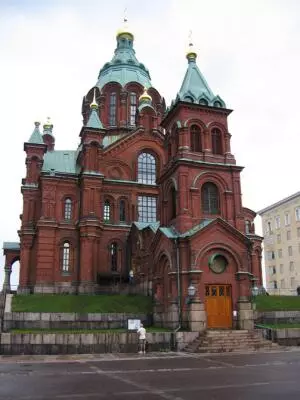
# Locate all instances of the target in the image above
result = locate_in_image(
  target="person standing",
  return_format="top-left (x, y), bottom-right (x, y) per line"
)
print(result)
top-left (137, 323), bottom-right (146, 354)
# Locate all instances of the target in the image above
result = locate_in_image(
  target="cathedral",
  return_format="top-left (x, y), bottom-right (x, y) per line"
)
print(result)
top-left (3, 20), bottom-right (263, 329)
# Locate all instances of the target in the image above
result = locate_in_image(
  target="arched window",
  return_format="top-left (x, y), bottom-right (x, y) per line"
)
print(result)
top-left (64, 198), bottom-right (72, 220)
top-left (245, 220), bottom-right (251, 234)
top-left (137, 152), bottom-right (156, 184)
top-left (170, 186), bottom-right (176, 220)
top-left (110, 242), bottom-right (118, 271)
top-left (62, 242), bottom-right (70, 272)
top-left (109, 93), bottom-right (117, 126)
top-left (212, 128), bottom-right (222, 155)
top-left (119, 200), bottom-right (126, 223)
top-left (202, 182), bottom-right (220, 214)
top-left (129, 92), bottom-right (137, 126)
top-left (190, 125), bottom-right (202, 152)
top-left (104, 200), bottom-right (111, 222)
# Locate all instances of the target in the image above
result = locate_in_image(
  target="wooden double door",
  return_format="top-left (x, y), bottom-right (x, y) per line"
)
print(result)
top-left (205, 284), bottom-right (232, 329)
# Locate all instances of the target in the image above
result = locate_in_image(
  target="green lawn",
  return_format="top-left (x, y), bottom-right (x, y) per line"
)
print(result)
top-left (12, 294), bottom-right (153, 314)
top-left (254, 295), bottom-right (300, 311)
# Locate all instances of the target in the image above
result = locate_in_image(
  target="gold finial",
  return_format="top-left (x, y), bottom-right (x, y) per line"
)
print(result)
top-left (90, 88), bottom-right (98, 110)
top-left (43, 117), bottom-right (53, 130)
top-left (186, 30), bottom-right (197, 60)
top-left (116, 9), bottom-right (134, 40)
top-left (139, 87), bottom-right (152, 103)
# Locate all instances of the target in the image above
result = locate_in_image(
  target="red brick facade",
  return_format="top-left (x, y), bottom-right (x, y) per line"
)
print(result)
top-left (4, 29), bottom-right (262, 324)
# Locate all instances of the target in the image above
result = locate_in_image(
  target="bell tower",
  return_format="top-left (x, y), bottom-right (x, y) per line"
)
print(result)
top-left (159, 40), bottom-right (244, 234)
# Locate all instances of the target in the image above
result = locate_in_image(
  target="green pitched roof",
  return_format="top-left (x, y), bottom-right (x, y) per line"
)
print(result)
top-left (177, 55), bottom-right (226, 108)
top-left (96, 35), bottom-right (151, 89)
top-left (133, 221), bottom-right (160, 233)
top-left (42, 150), bottom-right (79, 174)
top-left (28, 122), bottom-right (44, 144)
top-left (160, 219), bottom-right (213, 239)
top-left (3, 242), bottom-right (20, 250)
top-left (86, 109), bottom-right (104, 129)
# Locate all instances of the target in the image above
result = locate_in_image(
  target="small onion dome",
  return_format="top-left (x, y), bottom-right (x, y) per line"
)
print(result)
top-left (186, 42), bottom-right (197, 60)
top-left (139, 87), bottom-right (152, 103)
top-left (116, 18), bottom-right (134, 40)
top-left (43, 117), bottom-right (53, 130)
top-left (90, 88), bottom-right (98, 110)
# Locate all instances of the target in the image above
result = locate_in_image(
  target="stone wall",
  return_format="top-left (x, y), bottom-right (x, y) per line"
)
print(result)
top-left (0, 331), bottom-right (198, 355)
top-left (255, 311), bottom-right (300, 325)
top-left (3, 312), bottom-right (150, 331)
top-left (261, 327), bottom-right (300, 346)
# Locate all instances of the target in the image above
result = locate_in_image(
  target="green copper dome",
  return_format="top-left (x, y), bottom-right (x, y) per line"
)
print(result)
top-left (96, 34), bottom-right (152, 89)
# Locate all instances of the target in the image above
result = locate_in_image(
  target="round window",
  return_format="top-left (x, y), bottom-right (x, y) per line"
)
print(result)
top-left (209, 254), bottom-right (228, 274)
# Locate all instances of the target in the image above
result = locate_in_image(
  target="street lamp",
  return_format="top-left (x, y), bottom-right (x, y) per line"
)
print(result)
top-left (187, 283), bottom-right (196, 300)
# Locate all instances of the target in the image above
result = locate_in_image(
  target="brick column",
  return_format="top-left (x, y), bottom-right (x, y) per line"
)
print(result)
top-left (2, 266), bottom-right (11, 293)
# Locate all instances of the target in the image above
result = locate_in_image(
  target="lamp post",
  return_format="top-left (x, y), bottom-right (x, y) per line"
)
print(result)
top-left (187, 283), bottom-right (196, 301)
top-left (251, 284), bottom-right (259, 297)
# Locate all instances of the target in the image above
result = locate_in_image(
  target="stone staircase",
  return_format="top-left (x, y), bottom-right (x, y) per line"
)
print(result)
top-left (184, 329), bottom-right (280, 353)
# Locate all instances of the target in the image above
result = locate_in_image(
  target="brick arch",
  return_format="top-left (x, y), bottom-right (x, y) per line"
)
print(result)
top-left (191, 171), bottom-right (229, 192)
top-left (206, 121), bottom-right (227, 132)
top-left (104, 159), bottom-right (132, 180)
top-left (106, 238), bottom-right (125, 274)
top-left (183, 118), bottom-right (206, 130)
top-left (195, 242), bottom-right (243, 271)
top-left (154, 252), bottom-right (172, 305)
top-left (134, 147), bottom-right (162, 181)
top-left (163, 177), bottom-right (178, 199)
top-left (155, 251), bottom-right (172, 274)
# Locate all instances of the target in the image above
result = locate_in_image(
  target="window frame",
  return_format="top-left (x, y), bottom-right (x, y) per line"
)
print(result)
top-left (211, 128), bottom-right (223, 155)
top-left (104, 199), bottom-right (111, 223)
top-left (62, 241), bottom-right (71, 272)
top-left (137, 152), bottom-right (157, 185)
top-left (109, 92), bottom-right (117, 126)
top-left (190, 124), bottom-right (202, 152)
top-left (129, 92), bottom-right (137, 126)
top-left (64, 198), bottom-right (72, 220)
top-left (137, 195), bottom-right (157, 222)
top-left (201, 182), bottom-right (220, 215)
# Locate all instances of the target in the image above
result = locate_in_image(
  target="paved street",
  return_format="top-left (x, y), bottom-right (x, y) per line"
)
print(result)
top-left (0, 350), bottom-right (300, 399)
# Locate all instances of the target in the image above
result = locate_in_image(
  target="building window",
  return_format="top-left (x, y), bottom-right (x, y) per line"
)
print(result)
top-left (62, 242), bottom-right (70, 272)
top-left (287, 230), bottom-right (291, 240)
top-left (274, 281), bottom-right (278, 289)
top-left (296, 207), bottom-right (300, 221)
top-left (137, 152), bottom-right (156, 184)
top-left (110, 242), bottom-right (118, 271)
top-left (289, 261), bottom-right (294, 272)
top-left (190, 125), bottom-right (202, 152)
top-left (202, 182), bottom-right (220, 214)
top-left (170, 186), bottom-right (176, 219)
top-left (119, 200), bottom-right (126, 223)
top-left (211, 128), bottom-right (222, 155)
top-left (245, 220), bottom-right (251, 234)
top-left (297, 227), bottom-right (300, 238)
top-left (280, 279), bottom-right (285, 289)
top-left (129, 93), bottom-right (137, 126)
top-left (288, 246), bottom-right (293, 256)
top-left (278, 249), bottom-right (282, 258)
top-left (272, 266), bottom-right (276, 274)
top-left (64, 198), bottom-right (72, 220)
top-left (138, 196), bottom-right (157, 222)
top-left (275, 215), bottom-right (280, 229)
top-left (109, 92), bottom-right (117, 126)
top-left (285, 213), bottom-right (290, 226)
top-left (291, 277), bottom-right (296, 289)
top-left (104, 200), bottom-right (111, 222)
top-left (280, 264), bottom-right (284, 274)
top-left (277, 234), bottom-right (281, 244)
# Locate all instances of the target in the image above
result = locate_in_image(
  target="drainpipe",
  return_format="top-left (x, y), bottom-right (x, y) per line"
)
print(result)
top-left (172, 237), bottom-right (181, 349)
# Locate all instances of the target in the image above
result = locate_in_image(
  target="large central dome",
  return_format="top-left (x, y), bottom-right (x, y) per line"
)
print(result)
top-left (96, 23), bottom-right (152, 89)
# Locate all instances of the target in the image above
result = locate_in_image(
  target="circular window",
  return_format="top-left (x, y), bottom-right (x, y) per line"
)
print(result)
top-left (209, 254), bottom-right (228, 274)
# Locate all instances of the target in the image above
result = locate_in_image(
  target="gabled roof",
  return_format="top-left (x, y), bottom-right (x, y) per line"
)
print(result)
top-left (159, 219), bottom-right (213, 239)
top-left (133, 221), bottom-right (160, 233)
top-left (42, 150), bottom-right (79, 174)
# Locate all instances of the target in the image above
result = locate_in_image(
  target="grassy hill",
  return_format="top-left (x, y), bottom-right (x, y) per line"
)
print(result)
top-left (12, 294), bottom-right (153, 314)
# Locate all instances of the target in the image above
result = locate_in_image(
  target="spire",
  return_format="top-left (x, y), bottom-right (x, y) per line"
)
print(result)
top-left (86, 89), bottom-right (104, 129)
top-left (116, 9), bottom-right (134, 40)
top-left (138, 87), bottom-right (155, 112)
top-left (28, 121), bottom-right (44, 144)
top-left (176, 34), bottom-right (226, 108)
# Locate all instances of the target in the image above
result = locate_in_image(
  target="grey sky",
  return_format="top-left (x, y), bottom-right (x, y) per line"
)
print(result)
top-left (1, 0), bottom-right (299, 287)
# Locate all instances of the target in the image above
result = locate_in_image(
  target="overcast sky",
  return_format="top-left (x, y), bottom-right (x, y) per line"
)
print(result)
top-left (0, 0), bottom-right (299, 287)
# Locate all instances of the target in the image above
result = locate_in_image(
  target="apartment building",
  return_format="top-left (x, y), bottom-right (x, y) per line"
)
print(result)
top-left (258, 192), bottom-right (300, 295)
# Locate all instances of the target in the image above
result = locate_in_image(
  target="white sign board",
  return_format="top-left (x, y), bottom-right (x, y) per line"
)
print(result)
top-left (127, 319), bottom-right (141, 331)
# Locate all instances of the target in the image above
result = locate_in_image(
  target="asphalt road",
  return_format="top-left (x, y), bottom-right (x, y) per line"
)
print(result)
top-left (0, 350), bottom-right (300, 399)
